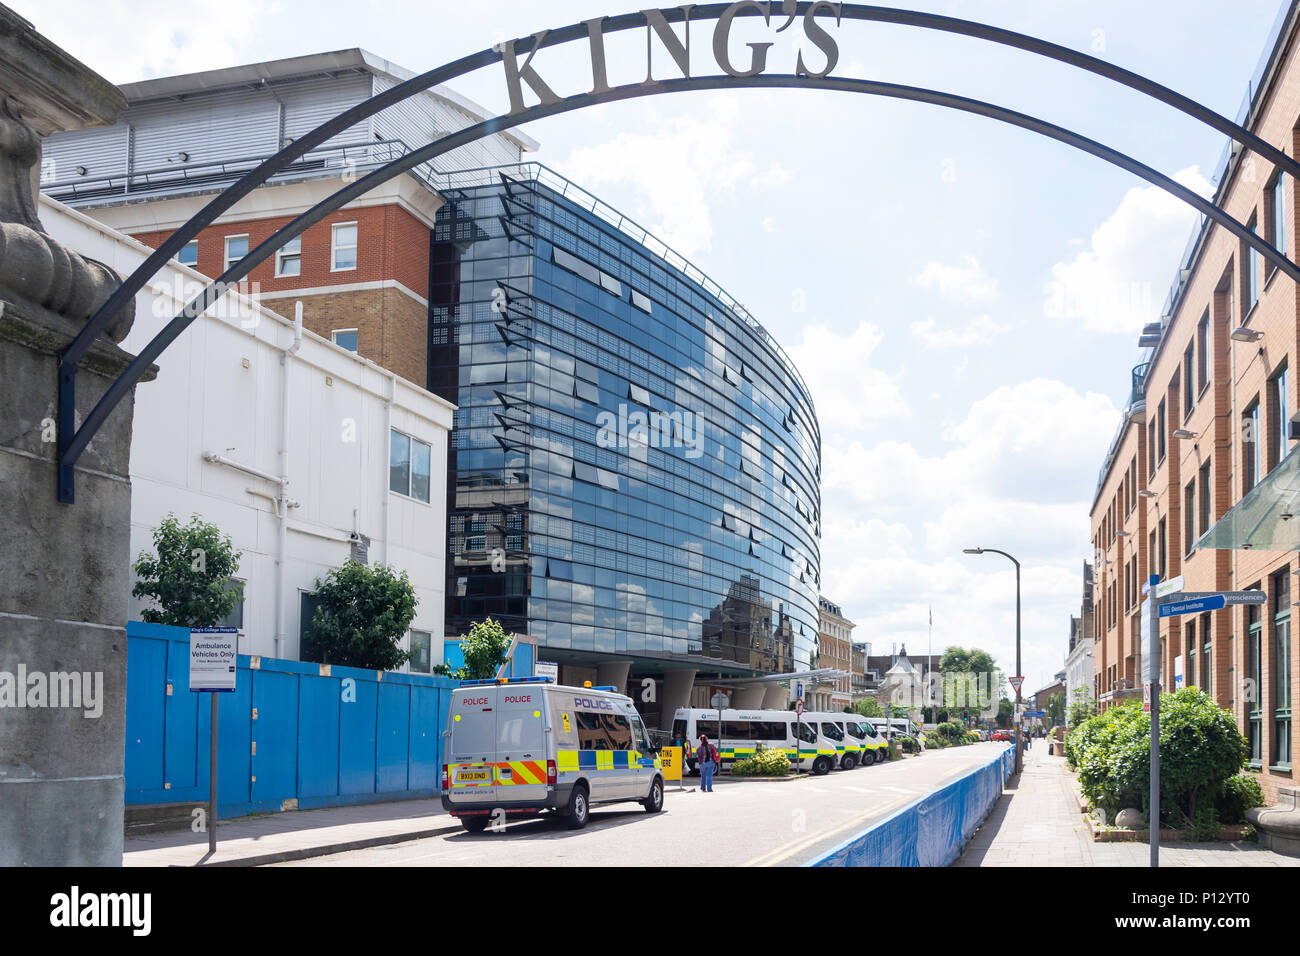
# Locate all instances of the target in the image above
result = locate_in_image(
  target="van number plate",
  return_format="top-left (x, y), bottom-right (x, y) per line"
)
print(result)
top-left (457, 769), bottom-right (490, 782)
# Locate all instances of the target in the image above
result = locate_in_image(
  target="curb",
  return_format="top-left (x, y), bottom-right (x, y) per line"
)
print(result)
top-left (138, 822), bottom-right (465, 867)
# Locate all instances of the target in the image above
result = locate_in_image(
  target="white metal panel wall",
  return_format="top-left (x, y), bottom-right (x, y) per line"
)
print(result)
top-left (371, 75), bottom-right (522, 173)
top-left (280, 72), bottom-right (374, 148)
top-left (128, 88), bottom-right (280, 172)
top-left (42, 123), bottom-right (129, 184)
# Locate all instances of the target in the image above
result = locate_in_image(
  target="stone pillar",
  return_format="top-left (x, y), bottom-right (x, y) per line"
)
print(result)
top-left (0, 8), bottom-right (144, 866)
top-left (595, 659), bottom-right (632, 697)
top-left (762, 684), bottom-right (788, 710)
top-left (661, 669), bottom-right (697, 724)
top-left (732, 684), bottom-right (765, 709)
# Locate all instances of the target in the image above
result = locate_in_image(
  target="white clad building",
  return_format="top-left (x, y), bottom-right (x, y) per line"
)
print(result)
top-left (43, 194), bottom-right (454, 671)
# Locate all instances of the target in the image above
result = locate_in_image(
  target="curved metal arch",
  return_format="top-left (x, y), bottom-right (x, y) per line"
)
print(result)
top-left (65, 3), bottom-right (1300, 366)
top-left (60, 72), bottom-right (1298, 487)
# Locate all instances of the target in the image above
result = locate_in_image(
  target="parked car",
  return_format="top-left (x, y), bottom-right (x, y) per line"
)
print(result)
top-left (990, 729), bottom-right (1013, 742)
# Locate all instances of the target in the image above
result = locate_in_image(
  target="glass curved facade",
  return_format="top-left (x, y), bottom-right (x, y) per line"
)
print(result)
top-left (429, 165), bottom-right (821, 693)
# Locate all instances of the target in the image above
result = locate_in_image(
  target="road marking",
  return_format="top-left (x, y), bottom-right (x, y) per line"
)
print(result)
top-left (844, 786), bottom-right (874, 793)
top-left (741, 796), bottom-right (909, 868)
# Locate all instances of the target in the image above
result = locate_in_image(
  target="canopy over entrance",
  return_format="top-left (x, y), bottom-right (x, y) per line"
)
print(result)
top-left (1197, 448), bottom-right (1300, 550)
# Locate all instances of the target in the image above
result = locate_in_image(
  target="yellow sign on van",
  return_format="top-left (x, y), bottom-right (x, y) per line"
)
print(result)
top-left (661, 746), bottom-right (682, 781)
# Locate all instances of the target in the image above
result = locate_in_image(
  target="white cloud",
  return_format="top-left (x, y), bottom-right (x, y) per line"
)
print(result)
top-left (1045, 165), bottom-right (1214, 334)
top-left (911, 256), bottom-right (999, 304)
top-left (910, 313), bottom-right (1011, 348)
top-left (558, 96), bottom-right (795, 256)
top-left (9, 0), bottom-right (278, 81)
top-left (786, 322), bottom-right (909, 435)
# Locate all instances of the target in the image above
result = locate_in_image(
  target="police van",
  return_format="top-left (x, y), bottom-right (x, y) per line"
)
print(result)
top-left (442, 677), bottom-right (665, 833)
top-left (670, 707), bottom-right (840, 775)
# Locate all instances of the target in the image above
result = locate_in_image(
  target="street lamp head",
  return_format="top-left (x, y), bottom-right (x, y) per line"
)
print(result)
top-left (963, 548), bottom-right (983, 555)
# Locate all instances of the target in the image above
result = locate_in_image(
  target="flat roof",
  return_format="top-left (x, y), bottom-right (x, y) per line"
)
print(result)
top-left (119, 47), bottom-right (540, 153)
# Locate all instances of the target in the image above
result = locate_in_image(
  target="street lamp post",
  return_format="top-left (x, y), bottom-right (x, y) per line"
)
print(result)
top-left (963, 547), bottom-right (1023, 775)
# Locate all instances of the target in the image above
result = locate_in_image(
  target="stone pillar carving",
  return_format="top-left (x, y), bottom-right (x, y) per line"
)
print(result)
top-left (0, 5), bottom-right (149, 866)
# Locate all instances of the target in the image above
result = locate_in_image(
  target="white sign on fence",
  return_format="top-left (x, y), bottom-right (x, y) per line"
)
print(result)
top-left (189, 627), bottom-right (238, 693)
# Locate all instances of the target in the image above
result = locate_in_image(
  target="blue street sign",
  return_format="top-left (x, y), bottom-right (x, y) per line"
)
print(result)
top-left (1158, 595), bottom-right (1225, 618)
top-left (1025, 710), bottom-right (1046, 718)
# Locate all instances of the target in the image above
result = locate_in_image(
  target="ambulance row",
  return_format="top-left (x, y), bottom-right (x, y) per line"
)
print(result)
top-left (439, 677), bottom-right (915, 835)
top-left (670, 707), bottom-right (910, 776)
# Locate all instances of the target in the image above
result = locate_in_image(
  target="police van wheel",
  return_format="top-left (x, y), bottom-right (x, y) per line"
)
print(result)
top-left (460, 816), bottom-right (489, 834)
top-left (812, 756), bottom-right (831, 776)
top-left (643, 777), bottom-right (664, 813)
top-left (564, 784), bottom-right (590, 830)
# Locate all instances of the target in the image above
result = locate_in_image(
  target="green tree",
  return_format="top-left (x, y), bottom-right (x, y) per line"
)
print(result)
top-left (938, 646), bottom-right (1004, 722)
top-left (1067, 684), bottom-right (1096, 729)
top-left (131, 513), bottom-right (242, 627)
top-left (1045, 690), bottom-right (1066, 727)
top-left (306, 560), bottom-right (416, 669)
top-left (854, 698), bottom-right (884, 718)
top-left (460, 617), bottom-right (514, 680)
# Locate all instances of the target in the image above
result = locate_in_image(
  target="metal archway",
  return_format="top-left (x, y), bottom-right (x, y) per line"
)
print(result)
top-left (56, 3), bottom-right (1300, 500)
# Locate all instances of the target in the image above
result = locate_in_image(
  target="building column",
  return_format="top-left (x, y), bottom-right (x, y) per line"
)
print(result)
top-left (595, 660), bottom-right (632, 696)
top-left (732, 684), bottom-right (765, 709)
top-left (661, 669), bottom-right (697, 726)
top-left (0, 14), bottom-right (138, 866)
top-left (762, 684), bottom-right (789, 710)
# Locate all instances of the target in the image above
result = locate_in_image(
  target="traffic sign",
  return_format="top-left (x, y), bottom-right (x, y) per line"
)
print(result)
top-left (190, 627), bottom-right (238, 692)
top-left (1143, 682), bottom-right (1152, 713)
top-left (1025, 710), bottom-right (1046, 718)
top-left (1164, 590), bottom-right (1266, 606)
top-left (1153, 575), bottom-right (1185, 599)
top-left (710, 692), bottom-right (728, 710)
top-left (1009, 676), bottom-right (1024, 695)
top-left (795, 699), bottom-right (804, 717)
top-left (1159, 595), bottom-right (1225, 617)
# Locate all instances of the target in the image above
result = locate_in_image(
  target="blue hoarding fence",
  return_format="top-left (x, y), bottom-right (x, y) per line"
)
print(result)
top-left (806, 745), bottom-right (1016, 867)
top-left (125, 620), bottom-right (461, 820)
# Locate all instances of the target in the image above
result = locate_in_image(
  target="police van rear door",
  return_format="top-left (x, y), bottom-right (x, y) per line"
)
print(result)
top-left (447, 686), bottom-right (499, 802)
top-left (492, 685), bottom-right (548, 803)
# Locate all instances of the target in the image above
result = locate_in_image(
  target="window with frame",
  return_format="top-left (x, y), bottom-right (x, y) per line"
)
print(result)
top-left (331, 221), bottom-right (358, 271)
top-left (1185, 618), bottom-right (1196, 688)
top-left (1243, 399), bottom-right (1261, 494)
top-left (1182, 348), bottom-right (1195, 415)
top-left (1201, 612), bottom-right (1212, 697)
top-left (389, 429), bottom-right (431, 503)
top-left (1196, 311), bottom-right (1209, 393)
top-left (276, 236), bottom-right (301, 277)
top-left (1157, 399), bottom-right (1167, 462)
top-left (1247, 215), bottom-right (1261, 312)
top-left (1148, 418), bottom-right (1157, 475)
top-left (1270, 170), bottom-right (1288, 265)
top-left (332, 328), bottom-right (358, 352)
top-left (176, 240), bottom-right (199, 268)
top-left (1248, 598), bottom-right (1263, 765)
top-left (408, 629), bottom-right (431, 673)
top-left (217, 579), bottom-right (245, 631)
top-left (1272, 569), bottom-right (1292, 768)
top-left (224, 234), bottom-right (249, 272)
top-left (1270, 363), bottom-right (1290, 469)
top-left (1184, 479), bottom-right (1196, 556)
top-left (1198, 459), bottom-right (1211, 538)
top-left (1158, 516), bottom-right (1167, 578)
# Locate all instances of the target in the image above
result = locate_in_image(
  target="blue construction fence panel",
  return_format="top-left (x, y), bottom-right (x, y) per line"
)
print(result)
top-left (125, 620), bottom-right (459, 820)
top-left (807, 744), bottom-right (1016, 867)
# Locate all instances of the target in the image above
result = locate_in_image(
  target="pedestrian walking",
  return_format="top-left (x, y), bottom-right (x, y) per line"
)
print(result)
top-left (697, 733), bottom-right (719, 792)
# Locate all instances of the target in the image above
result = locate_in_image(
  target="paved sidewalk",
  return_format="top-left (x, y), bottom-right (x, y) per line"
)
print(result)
top-left (953, 745), bottom-right (1300, 867)
top-left (124, 797), bottom-right (458, 867)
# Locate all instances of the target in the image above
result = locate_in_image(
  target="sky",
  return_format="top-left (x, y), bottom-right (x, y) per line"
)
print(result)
top-left (18, 0), bottom-right (1290, 694)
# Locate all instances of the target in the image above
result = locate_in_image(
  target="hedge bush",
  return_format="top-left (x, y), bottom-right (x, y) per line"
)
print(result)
top-left (730, 747), bottom-right (792, 777)
top-left (1064, 688), bottom-right (1247, 825)
top-left (1216, 774), bottom-right (1264, 824)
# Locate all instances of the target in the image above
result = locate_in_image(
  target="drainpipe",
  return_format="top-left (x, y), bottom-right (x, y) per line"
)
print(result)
top-left (274, 302), bottom-right (303, 659)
